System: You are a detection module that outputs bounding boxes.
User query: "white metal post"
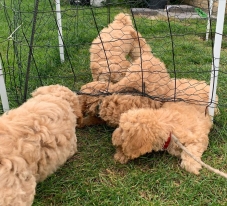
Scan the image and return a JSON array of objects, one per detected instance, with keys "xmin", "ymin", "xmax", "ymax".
[
  {"xmin": 205, "ymin": 0, "xmax": 214, "ymax": 41},
  {"xmin": 208, "ymin": 0, "xmax": 226, "ymax": 118},
  {"xmin": 56, "ymin": 0, "xmax": 65, "ymax": 62},
  {"xmin": 0, "ymin": 59, "xmax": 10, "ymax": 112}
]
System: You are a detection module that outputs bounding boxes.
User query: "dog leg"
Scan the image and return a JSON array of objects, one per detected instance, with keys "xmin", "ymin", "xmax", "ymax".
[
  {"xmin": 180, "ymin": 140, "xmax": 208, "ymax": 175},
  {"xmin": 77, "ymin": 115, "xmax": 106, "ymax": 128},
  {"xmin": 109, "ymin": 73, "xmax": 140, "ymax": 93},
  {"xmin": 114, "ymin": 147, "xmax": 130, "ymax": 164}
]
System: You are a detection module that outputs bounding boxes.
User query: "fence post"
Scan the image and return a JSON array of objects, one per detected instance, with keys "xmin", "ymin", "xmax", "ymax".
[
  {"xmin": 205, "ymin": 0, "xmax": 213, "ymax": 41},
  {"xmin": 208, "ymin": 0, "xmax": 226, "ymax": 118},
  {"xmin": 56, "ymin": 0, "xmax": 65, "ymax": 62},
  {"xmin": 0, "ymin": 58, "xmax": 10, "ymax": 112}
]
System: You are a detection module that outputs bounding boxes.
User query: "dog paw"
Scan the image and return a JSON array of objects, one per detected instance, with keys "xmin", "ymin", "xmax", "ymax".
[
  {"xmin": 180, "ymin": 161, "xmax": 202, "ymax": 175},
  {"xmin": 114, "ymin": 153, "xmax": 129, "ymax": 164}
]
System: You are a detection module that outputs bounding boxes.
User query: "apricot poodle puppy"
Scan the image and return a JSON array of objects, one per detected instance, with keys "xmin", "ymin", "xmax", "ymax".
[
  {"xmin": 90, "ymin": 12, "xmax": 151, "ymax": 83},
  {"xmin": 78, "ymin": 81, "xmax": 162, "ymax": 127},
  {"xmin": 0, "ymin": 85, "xmax": 82, "ymax": 206},
  {"xmin": 112, "ymin": 101, "xmax": 212, "ymax": 175}
]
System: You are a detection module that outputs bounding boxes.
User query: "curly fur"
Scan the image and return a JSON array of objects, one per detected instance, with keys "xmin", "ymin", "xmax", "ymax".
[
  {"xmin": 0, "ymin": 85, "xmax": 81, "ymax": 205},
  {"xmin": 78, "ymin": 81, "xmax": 111, "ymax": 127},
  {"xmin": 79, "ymin": 81, "xmax": 112, "ymax": 114},
  {"xmin": 99, "ymin": 94, "xmax": 161, "ymax": 127},
  {"xmin": 166, "ymin": 78, "xmax": 219, "ymax": 114},
  {"xmin": 78, "ymin": 81, "xmax": 161, "ymax": 127},
  {"xmin": 32, "ymin": 84, "xmax": 83, "ymax": 124},
  {"xmin": 108, "ymin": 52, "xmax": 171, "ymax": 98},
  {"xmin": 108, "ymin": 72, "xmax": 218, "ymax": 114},
  {"xmin": 167, "ymin": 78, "xmax": 210, "ymax": 102},
  {"xmin": 90, "ymin": 13, "xmax": 151, "ymax": 83},
  {"xmin": 0, "ymin": 157, "xmax": 36, "ymax": 206},
  {"xmin": 112, "ymin": 101, "xmax": 212, "ymax": 175}
]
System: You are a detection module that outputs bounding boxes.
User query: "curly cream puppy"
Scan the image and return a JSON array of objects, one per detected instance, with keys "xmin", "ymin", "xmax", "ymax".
[
  {"xmin": 78, "ymin": 81, "xmax": 161, "ymax": 127},
  {"xmin": 90, "ymin": 12, "xmax": 151, "ymax": 83},
  {"xmin": 112, "ymin": 102, "xmax": 212, "ymax": 175},
  {"xmin": 0, "ymin": 85, "xmax": 81, "ymax": 205}
]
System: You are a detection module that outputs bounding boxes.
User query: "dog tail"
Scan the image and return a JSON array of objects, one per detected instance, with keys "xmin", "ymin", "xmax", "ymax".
[{"xmin": 114, "ymin": 13, "xmax": 133, "ymax": 26}]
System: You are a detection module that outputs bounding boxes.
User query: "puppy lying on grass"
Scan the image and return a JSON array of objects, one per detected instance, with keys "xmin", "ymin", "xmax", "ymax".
[{"xmin": 112, "ymin": 101, "xmax": 213, "ymax": 175}]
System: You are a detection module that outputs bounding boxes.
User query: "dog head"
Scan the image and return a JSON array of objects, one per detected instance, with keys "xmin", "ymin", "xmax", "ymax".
[
  {"xmin": 112, "ymin": 108, "xmax": 173, "ymax": 160},
  {"xmin": 113, "ymin": 13, "xmax": 133, "ymax": 26},
  {"xmin": 78, "ymin": 81, "xmax": 111, "ymax": 116},
  {"xmin": 31, "ymin": 85, "xmax": 83, "ymax": 123}
]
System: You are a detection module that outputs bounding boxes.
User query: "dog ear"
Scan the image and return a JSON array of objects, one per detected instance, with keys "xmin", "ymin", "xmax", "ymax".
[
  {"xmin": 112, "ymin": 127, "xmax": 124, "ymax": 146},
  {"xmin": 121, "ymin": 129, "xmax": 153, "ymax": 160}
]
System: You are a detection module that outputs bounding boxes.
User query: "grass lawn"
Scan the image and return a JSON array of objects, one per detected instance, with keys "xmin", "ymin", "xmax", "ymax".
[{"xmin": 1, "ymin": 0, "xmax": 227, "ymax": 205}]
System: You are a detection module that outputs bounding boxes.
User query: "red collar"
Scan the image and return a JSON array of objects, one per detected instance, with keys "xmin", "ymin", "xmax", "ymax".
[{"xmin": 163, "ymin": 132, "xmax": 171, "ymax": 150}]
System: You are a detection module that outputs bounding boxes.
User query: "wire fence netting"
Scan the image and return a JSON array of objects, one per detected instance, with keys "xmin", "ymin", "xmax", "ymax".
[{"xmin": 0, "ymin": 0, "xmax": 226, "ymax": 115}]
